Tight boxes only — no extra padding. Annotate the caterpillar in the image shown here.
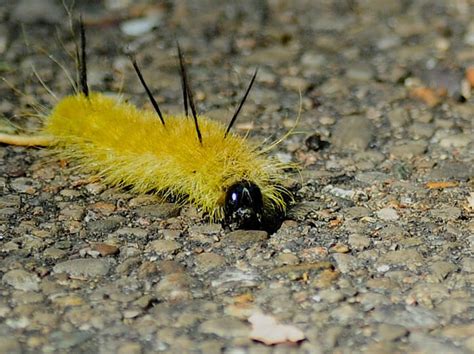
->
[0,20,294,230]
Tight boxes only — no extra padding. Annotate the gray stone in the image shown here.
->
[318,289,345,303]
[441,323,474,341]
[0,208,18,221]
[226,230,269,246]
[330,304,359,323]
[135,203,181,219]
[430,207,461,221]
[2,269,39,291]
[49,331,94,350]
[198,317,250,338]
[408,123,435,139]
[377,35,402,50]
[155,273,192,302]
[428,161,472,181]
[320,77,349,96]
[371,305,439,329]
[378,249,424,268]
[288,201,324,220]
[409,332,465,354]
[388,107,410,128]
[43,247,67,260]
[348,234,371,250]
[332,115,374,151]
[10,177,40,194]
[439,133,471,149]
[322,326,344,349]
[332,253,360,274]
[427,261,457,282]
[437,298,471,318]
[390,141,428,159]
[115,227,148,238]
[275,253,299,266]
[355,171,389,185]
[378,323,408,341]
[346,64,374,81]
[301,52,327,69]
[87,217,125,233]
[53,259,111,277]
[188,224,222,237]
[211,269,260,291]
[358,292,390,311]
[281,76,311,91]
[120,16,162,37]
[243,45,298,66]
[376,207,399,221]
[146,240,182,254]
[344,206,371,220]
[0,195,21,208]
[195,252,225,272]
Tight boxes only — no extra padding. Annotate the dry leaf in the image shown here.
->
[234,293,254,304]
[248,312,306,345]
[410,86,445,107]
[466,66,474,88]
[425,181,459,189]
[329,218,342,228]
[91,243,119,256]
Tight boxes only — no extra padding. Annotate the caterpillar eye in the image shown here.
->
[224,180,263,229]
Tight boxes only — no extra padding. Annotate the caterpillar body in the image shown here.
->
[0,22,293,230]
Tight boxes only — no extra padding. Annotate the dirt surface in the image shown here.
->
[0,0,473,353]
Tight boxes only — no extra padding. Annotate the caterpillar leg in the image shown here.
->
[0,133,54,147]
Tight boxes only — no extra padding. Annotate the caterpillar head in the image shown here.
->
[224,180,264,229]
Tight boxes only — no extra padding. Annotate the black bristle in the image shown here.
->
[78,15,89,97]
[177,43,189,117]
[130,56,165,126]
[177,43,202,144]
[224,68,258,138]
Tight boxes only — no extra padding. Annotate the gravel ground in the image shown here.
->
[0,0,473,353]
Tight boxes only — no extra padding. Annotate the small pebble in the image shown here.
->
[53,259,111,277]
[376,207,399,221]
[2,269,40,291]
[146,240,182,254]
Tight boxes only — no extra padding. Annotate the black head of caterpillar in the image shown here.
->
[224,180,264,229]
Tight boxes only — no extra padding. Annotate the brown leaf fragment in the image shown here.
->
[466,66,474,88]
[91,242,119,256]
[329,218,342,228]
[410,86,446,107]
[425,181,459,189]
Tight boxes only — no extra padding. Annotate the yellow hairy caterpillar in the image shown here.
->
[0,21,293,230]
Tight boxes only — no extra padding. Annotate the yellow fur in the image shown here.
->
[41,92,290,221]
